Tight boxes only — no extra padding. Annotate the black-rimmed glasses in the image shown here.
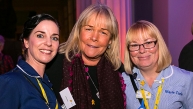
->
[128,40,157,52]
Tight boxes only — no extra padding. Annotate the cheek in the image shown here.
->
[53,42,59,49]
[129,51,138,57]
[79,31,88,44]
[129,51,139,64]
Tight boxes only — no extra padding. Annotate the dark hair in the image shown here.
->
[20,13,59,42]
[20,13,59,59]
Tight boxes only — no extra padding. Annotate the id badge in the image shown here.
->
[136,90,151,99]
[59,87,76,109]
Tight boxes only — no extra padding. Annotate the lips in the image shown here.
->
[40,49,52,54]
[138,55,150,60]
[87,44,98,48]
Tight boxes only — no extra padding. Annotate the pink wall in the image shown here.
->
[76,0,193,66]
[153,0,193,66]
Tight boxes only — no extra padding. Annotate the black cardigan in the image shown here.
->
[45,53,64,100]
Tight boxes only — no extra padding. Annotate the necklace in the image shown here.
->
[85,66,100,99]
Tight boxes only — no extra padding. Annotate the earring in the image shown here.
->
[108,44,111,49]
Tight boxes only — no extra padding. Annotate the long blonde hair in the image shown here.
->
[59,4,121,70]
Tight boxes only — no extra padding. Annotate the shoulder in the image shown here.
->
[0,70,24,89]
[46,53,64,69]
[122,72,132,84]
[172,65,193,76]
[45,53,64,78]
[167,66,193,86]
[118,62,125,73]
[180,40,193,53]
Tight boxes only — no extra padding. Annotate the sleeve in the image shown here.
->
[184,72,193,108]
[0,75,20,108]
[178,43,193,72]
[118,62,125,73]
[45,53,64,100]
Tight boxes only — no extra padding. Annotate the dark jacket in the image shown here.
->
[0,59,61,109]
[179,40,193,72]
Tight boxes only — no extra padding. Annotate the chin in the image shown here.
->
[40,58,53,64]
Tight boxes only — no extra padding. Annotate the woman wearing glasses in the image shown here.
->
[122,20,193,109]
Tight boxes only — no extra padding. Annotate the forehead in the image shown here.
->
[128,29,157,43]
[33,20,59,32]
[83,13,111,30]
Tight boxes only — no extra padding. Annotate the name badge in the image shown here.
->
[59,87,76,109]
[136,90,151,99]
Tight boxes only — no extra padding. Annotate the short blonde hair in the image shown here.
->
[124,20,172,74]
[59,4,121,70]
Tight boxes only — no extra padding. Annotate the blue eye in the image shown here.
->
[37,34,43,38]
[51,37,59,41]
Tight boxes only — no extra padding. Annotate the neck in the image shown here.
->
[82,55,100,66]
[26,60,46,78]
[140,67,159,87]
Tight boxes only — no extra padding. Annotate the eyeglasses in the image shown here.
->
[128,40,157,51]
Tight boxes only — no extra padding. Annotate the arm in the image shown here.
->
[0,75,20,108]
[184,72,193,108]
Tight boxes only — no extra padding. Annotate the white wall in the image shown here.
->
[153,0,193,66]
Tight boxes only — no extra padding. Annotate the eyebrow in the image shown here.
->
[84,25,109,31]
[34,31,45,34]
[34,31,59,36]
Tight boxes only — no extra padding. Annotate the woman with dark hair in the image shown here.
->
[0,13,62,109]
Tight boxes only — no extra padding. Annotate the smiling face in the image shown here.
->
[24,20,59,66]
[79,14,111,65]
[129,33,159,71]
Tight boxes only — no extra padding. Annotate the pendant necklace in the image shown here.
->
[85,66,100,99]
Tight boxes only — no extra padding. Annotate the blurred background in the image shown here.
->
[0,0,193,66]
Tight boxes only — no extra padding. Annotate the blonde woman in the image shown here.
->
[46,4,125,109]
[123,20,193,109]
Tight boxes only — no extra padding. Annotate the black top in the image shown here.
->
[45,54,101,108]
[178,40,193,72]
[45,53,125,108]
[85,65,100,109]
[45,53,64,100]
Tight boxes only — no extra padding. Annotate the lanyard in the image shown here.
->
[140,78,165,109]
[17,65,59,109]
[36,78,58,109]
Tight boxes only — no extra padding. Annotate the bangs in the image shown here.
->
[128,24,157,43]
[81,10,112,33]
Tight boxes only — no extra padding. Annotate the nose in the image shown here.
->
[45,38,52,46]
[90,31,98,42]
[139,44,145,53]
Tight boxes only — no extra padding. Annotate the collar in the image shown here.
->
[16,59,52,87]
[133,65,173,89]
[16,59,41,78]
[133,65,173,81]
